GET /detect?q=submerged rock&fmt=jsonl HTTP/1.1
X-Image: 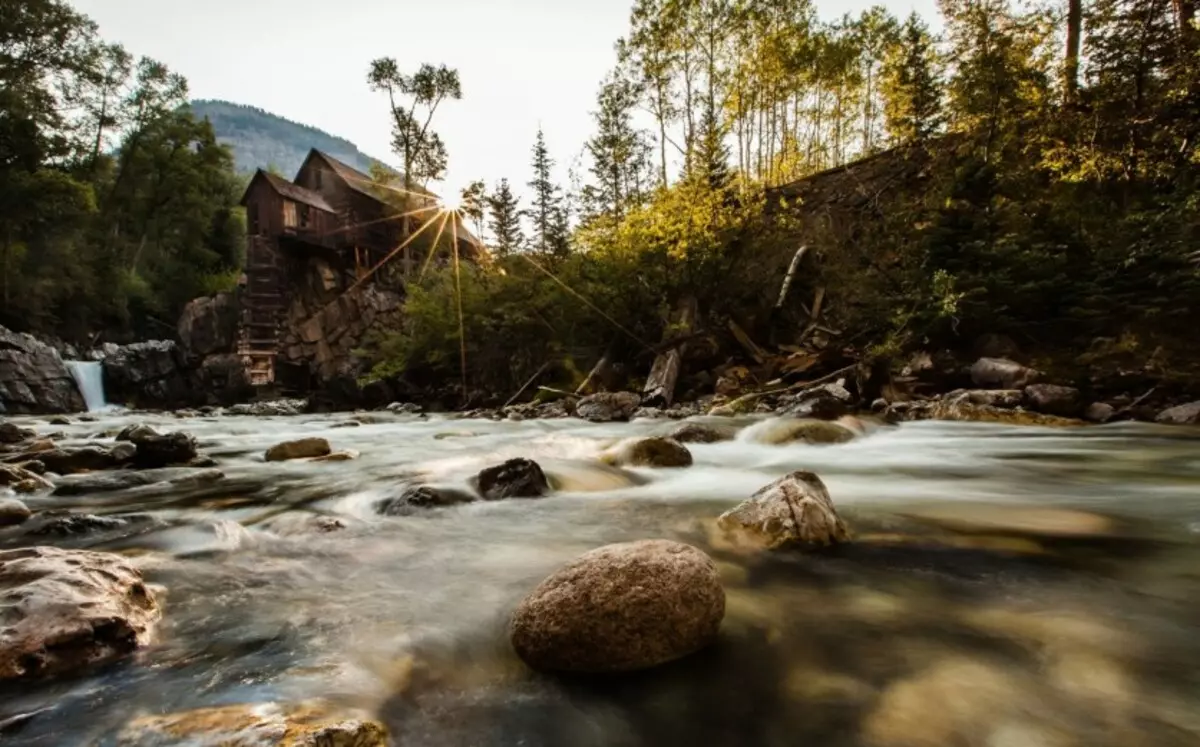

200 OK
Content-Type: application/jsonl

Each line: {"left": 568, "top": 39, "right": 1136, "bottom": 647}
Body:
{"left": 1156, "top": 401, "right": 1200, "bottom": 425}
{"left": 116, "top": 701, "right": 388, "bottom": 747}
{"left": 0, "top": 546, "right": 160, "bottom": 680}
{"left": 970, "top": 357, "right": 1039, "bottom": 390}
{"left": 669, "top": 421, "right": 738, "bottom": 444}
{"left": 378, "top": 485, "right": 477, "bottom": 514}
{"left": 576, "top": 391, "right": 641, "bottom": 422}
{"left": 0, "top": 422, "right": 35, "bottom": 444}
{"left": 473, "top": 458, "right": 550, "bottom": 500}
{"left": 0, "top": 499, "right": 31, "bottom": 527}
{"left": 1023, "top": 383, "right": 1082, "bottom": 417}
{"left": 14, "top": 511, "right": 157, "bottom": 541}
{"left": 509, "top": 539, "right": 725, "bottom": 673}
{"left": 886, "top": 400, "right": 1082, "bottom": 427}
{"left": 944, "top": 389, "right": 1024, "bottom": 409}
{"left": 52, "top": 467, "right": 224, "bottom": 496}
{"left": 264, "top": 438, "right": 332, "bottom": 462}
{"left": 0, "top": 464, "right": 53, "bottom": 494}
{"left": 310, "top": 449, "right": 360, "bottom": 463}
{"left": 742, "top": 418, "right": 856, "bottom": 445}
{"left": 602, "top": 437, "right": 693, "bottom": 468}
{"left": 35, "top": 446, "right": 119, "bottom": 474}
{"left": 717, "top": 471, "right": 851, "bottom": 550}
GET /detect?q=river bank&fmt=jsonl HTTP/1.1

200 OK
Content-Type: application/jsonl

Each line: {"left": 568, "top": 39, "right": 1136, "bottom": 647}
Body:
{"left": 1, "top": 406, "right": 1199, "bottom": 745}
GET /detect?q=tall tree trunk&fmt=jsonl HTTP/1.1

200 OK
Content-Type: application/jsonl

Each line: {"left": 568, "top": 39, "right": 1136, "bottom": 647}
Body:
{"left": 1064, "top": 0, "right": 1083, "bottom": 101}
{"left": 1176, "top": 0, "right": 1197, "bottom": 44}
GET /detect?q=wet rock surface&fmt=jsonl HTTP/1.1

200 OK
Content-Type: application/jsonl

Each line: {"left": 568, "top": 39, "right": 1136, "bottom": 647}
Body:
{"left": 603, "top": 437, "right": 693, "bottom": 468}
{"left": 970, "top": 357, "right": 1039, "bottom": 390}
{"left": 0, "top": 546, "right": 160, "bottom": 680}
{"left": 1156, "top": 401, "right": 1200, "bottom": 425}
{"left": 746, "top": 418, "right": 857, "bottom": 445}
{"left": 379, "top": 485, "right": 477, "bottom": 514}
{"left": 669, "top": 421, "right": 739, "bottom": 443}
{"left": 52, "top": 467, "right": 225, "bottom": 496}
{"left": 118, "top": 424, "right": 199, "bottom": 468}
{"left": 1023, "top": 383, "right": 1082, "bottom": 417}
{"left": 264, "top": 437, "right": 332, "bottom": 462}
{"left": 0, "top": 499, "right": 31, "bottom": 527}
{"left": 510, "top": 540, "right": 725, "bottom": 673}
{"left": 473, "top": 458, "right": 550, "bottom": 500}
{"left": 116, "top": 701, "right": 389, "bottom": 747}
{"left": 103, "top": 340, "right": 194, "bottom": 410}
{"left": 717, "top": 471, "right": 851, "bottom": 550}
{"left": 0, "top": 326, "right": 86, "bottom": 414}
{"left": 576, "top": 391, "right": 642, "bottom": 422}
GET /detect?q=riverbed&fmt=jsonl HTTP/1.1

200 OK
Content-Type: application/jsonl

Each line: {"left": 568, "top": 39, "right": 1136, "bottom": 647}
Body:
{"left": 3, "top": 412, "right": 1200, "bottom": 746}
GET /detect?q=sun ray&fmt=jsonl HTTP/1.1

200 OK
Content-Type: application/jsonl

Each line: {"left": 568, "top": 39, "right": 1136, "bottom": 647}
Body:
{"left": 345, "top": 209, "right": 445, "bottom": 294}
{"left": 417, "top": 210, "right": 453, "bottom": 281}
{"left": 516, "top": 252, "right": 653, "bottom": 350}
{"left": 323, "top": 203, "right": 439, "bottom": 239}
{"left": 451, "top": 214, "right": 468, "bottom": 399}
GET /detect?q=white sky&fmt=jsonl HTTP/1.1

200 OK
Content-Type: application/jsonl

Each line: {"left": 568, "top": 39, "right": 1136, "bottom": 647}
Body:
{"left": 70, "top": 0, "right": 938, "bottom": 202}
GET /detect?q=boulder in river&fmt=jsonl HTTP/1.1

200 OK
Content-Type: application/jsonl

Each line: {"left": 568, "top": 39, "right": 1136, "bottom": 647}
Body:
{"left": 0, "top": 464, "right": 53, "bottom": 494}
{"left": 35, "top": 446, "right": 119, "bottom": 474}
{"left": 0, "top": 499, "right": 31, "bottom": 527}
{"left": 378, "top": 485, "right": 477, "bottom": 514}
{"left": 509, "top": 539, "right": 725, "bottom": 673}
{"left": 944, "top": 389, "right": 1024, "bottom": 409}
{"left": 117, "top": 424, "right": 198, "bottom": 468}
{"left": 576, "top": 391, "right": 642, "bottom": 422}
{"left": 970, "top": 357, "right": 1039, "bottom": 390}
{"left": 1023, "top": 383, "right": 1082, "bottom": 417}
{"left": 473, "top": 458, "right": 550, "bottom": 500}
{"left": 0, "top": 546, "right": 161, "bottom": 680}
{"left": 264, "top": 437, "right": 332, "bottom": 462}
{"left": 0, "top": 325, "right": 86, "bottom": 414}
{"left": 602, "top": 437, "right": 693, "bottom": 468}
{"left": 1156, "top": 401, "right": 1200, "bottom": 426}
{"left": 116, "top": 701, "right": 388, "bottom": 747}
{"left": 779, "top": 382, "right": 853, "bottom": 419}
{"left": 743, "top": 418, "right": 857, "bottom": 445}
{"left": 0, "top": 421, "right": 35, "bottom": 444}
{"left": 669, "top": 421, "right": 738, "bottom": 444}
{"left": 886, "top": 400, "right": 1082, "bottom": 427}
{"left": 717, "top": 471, "right": 851, "bottom": 550}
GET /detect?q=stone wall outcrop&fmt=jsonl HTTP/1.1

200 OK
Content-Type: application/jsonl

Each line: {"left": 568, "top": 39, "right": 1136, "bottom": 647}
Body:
{"left": 0, "top": 326, "right": 85, "bottom": 414}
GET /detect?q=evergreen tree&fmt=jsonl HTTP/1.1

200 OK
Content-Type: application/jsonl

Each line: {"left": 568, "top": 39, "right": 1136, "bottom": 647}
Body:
{"left": 527, "top": 128, "right": 563, "bottom": 254}
{"left": 583, "top": 71, "right": 654, "bottom": 222}
{"left": 487, "top": 178, "right": 523, "bottom": 256}
{"left": 694, "top": 97, "right": 732, "bottom": 191}
{"left": 881, "top": 12, "right": 944, "bottom": 143}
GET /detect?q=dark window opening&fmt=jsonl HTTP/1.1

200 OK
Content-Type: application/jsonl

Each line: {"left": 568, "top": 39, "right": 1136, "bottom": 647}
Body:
{"left": 299, "top": 205, "right": 311, "bottom": 229}
{"left": 248, "top": 203, "right": 260, "bottom": 234}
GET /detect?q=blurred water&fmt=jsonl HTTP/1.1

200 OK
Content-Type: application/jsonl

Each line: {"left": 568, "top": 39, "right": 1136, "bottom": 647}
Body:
{"left": 2, "top": 412, "right": 1199, "bottom": 746}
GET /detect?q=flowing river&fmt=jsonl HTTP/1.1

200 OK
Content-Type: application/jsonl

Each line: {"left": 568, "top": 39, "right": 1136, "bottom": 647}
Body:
{"left": 3, "top": 412, "right": 1200, "bottom": 746}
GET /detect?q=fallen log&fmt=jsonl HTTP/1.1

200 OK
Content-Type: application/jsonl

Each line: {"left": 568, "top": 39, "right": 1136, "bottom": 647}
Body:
{"left": 643, "top": 297, "right": 698, "bottom": 407}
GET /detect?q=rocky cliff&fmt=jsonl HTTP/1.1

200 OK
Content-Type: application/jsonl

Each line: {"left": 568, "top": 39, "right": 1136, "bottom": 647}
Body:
{"left": 0, "top": 327, "right": 85, "bottom": 414}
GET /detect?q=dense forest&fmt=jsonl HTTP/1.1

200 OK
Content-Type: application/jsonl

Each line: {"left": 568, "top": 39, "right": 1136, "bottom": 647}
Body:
{"left": 4, "top": 0, "right": 1200, "bottom": 402}
{"left": 187, "top": 100, "right": 384, "bottom": 177}
{"left": 1, "top": 1, "right": 243, "bottom": 343}
{"left": 382, "top": 0, "right": 1200, "bottom": 400}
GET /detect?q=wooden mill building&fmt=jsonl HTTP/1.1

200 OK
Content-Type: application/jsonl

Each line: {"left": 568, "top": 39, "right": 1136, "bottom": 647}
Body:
{"left": 238, "top": 150, "right": 481, "bottom": 385}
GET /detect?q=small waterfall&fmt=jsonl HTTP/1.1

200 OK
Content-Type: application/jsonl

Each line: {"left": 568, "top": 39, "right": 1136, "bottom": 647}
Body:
{"left": 65, "top": 360, "right": 108, "bottom": 412}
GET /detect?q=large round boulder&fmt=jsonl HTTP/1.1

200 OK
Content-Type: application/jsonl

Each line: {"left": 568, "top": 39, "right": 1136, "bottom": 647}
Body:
{"left": 970, "top": 357, "right": 1039, "bottom": 390}
{"left": 669, "top": 421, "right": 738, "bottom": 444}
{"left": 742, "top": 418, "right": 856, "bottom": 446}
{"left": 602, "top": 437, "right": 693, "bottom": 468}
{"left": 1023, "top": 383, "right": 1082, "bottom": 417}
{"left": 0, "top": 546, "right": 161, "bottom": 680}
{"left": 510, "top": 539, "right": 725, "bottom": 673}
{"left": 473, "top": 458, "right": 550, "bottom": 500}
{"left": 118, "top": 424, "right": 198, "bottom": 468}
{"left": 717, "top": 471, "right": 850, "bottom": 550}
{"left": 1156, "top": 401, "right": 1200, "bottom": 425}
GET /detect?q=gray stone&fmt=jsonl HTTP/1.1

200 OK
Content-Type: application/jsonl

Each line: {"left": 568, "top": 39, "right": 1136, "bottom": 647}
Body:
{"left": 603, "top": 437, "right": 693, "bottom": 468}
{"left": 102, "top": 341, "right": 193, "bottom": 410}
{"left": 52, "top": 468, "right": 224, "bottom": 496}
{"left": 1083, "top": 402, "right": 1116, "bottom": 423}
{"left": 509, "top": 540, "right": 725, "bottom": 673}
{"left": 717, "top": 471, "right": 851, "bottom": 550}
{"left": 669, "top": 421, "right": 738, "bottom": 444}
{"left": 176, "top": 291, "right": 239, "bottom": 360}
{"left": 1156, "top": 401, "right": 1200, "bottom": 426}
{"left": 378, "top": 485, "right": 477, "bottom": 514}
{"left": 0, "top": 547, "right": 161, "bottom": 680}
{"left": 576, "top": 391, "right": 642, "bottom": 422}
{"left": 970, "top": 357, "right": 1039, "bottom": 390}
{"left": 1023, "top": 383, "right": 1082, "bottom": 417}
{"left": 0, "top": 326, "right": 85, "bottom": 414}
{"left": 945, "top": 389, "right": 1024, "bottom": 409}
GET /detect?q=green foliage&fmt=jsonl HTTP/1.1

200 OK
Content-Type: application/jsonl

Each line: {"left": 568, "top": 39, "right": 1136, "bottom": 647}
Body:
{"left": 367, "top": 59, "right": 461, "bottom": 193}
{"left": 487, "top": 179, "right": 524, "bottom": 256}
{"left": 0, "top": 0, "right": 244, "bottom": 341}
{"left": 526, "top": 129, "right": 571, "bottom": 256}
{"left": 881, "top": 13, "right": 944, "bottom": 143}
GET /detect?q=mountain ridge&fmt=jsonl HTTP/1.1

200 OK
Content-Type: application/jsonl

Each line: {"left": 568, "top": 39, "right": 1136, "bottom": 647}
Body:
{"left": 188, "top": 99, "right": 390, "bottom": 178}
